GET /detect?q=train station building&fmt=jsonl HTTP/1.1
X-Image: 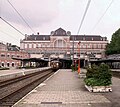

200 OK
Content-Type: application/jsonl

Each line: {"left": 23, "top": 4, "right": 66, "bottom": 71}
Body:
{"left": 20, "top": 28, "right": 108, "bottom": 62}
{"left": 0, "top": 42, "right": 29, "bottom": 68}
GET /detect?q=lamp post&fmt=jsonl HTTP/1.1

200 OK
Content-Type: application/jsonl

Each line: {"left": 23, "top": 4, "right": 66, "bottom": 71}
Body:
{"left": 72, "top": 35, "right": 74, "bottom": 66}
{"left": 78, "top": 41, "right": 81, "bottom": 74}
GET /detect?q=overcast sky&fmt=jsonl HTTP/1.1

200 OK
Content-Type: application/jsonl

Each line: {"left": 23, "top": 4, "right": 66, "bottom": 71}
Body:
{"left": 0, "top": 0, "right": 120, "bottom": 46}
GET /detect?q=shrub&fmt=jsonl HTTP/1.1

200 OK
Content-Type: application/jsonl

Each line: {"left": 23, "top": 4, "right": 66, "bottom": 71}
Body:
{"left": 86, "top": 64, "right": 99, "bottom": 78}
{"left": 71, "top": 64, "right": 78, "bottom": 71}
{"left": 84, "top": 63, "right": 112, "bottom": 86}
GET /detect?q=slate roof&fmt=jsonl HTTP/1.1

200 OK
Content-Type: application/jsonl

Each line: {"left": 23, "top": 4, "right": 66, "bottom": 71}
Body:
{"left": 23, "top": 28, "right": 107, "bottom": 41}
{"left": 70, "top": 35, "right": 107, "bottom": 41}
{"left": 51, "top": 28, "right": 67, "bottom": 36}
{"left": 24, "top": 35, "right": 50, "bottom": 41}
{"left": 7, "top": 45, "right": 20, "bottom": 51}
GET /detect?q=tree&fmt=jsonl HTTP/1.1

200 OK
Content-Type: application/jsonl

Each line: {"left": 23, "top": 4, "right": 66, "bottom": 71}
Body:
{"left": 105, "top": 28, "right": 120, "bottom": 55}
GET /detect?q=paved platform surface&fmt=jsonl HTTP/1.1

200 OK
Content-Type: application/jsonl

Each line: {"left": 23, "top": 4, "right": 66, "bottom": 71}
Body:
{"left": 13, "top": 69, "right": 111, "bottom": 107}
{"left": 0, "top": 67, "right": 50, "bottom": 76}
{"left": 102, "top": 77, "right": 120, "bottom": 107}
{"left": 0, "top": 67, "right": 51, "bottom": 83}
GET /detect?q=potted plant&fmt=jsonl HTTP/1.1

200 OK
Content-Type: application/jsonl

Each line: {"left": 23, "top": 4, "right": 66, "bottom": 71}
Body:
{"left": 84, "top": 63, "right": 112, "bottom": 92}
{"left": 71, "top": 64, "right": 78, "bottom": 72}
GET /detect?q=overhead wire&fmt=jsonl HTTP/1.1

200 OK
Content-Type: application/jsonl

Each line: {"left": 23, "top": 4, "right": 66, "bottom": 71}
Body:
{"left": 0, "top": 0, "right": 25, "bottom": 41}
{"left": 77, "top": 0, "right": 92, "bottom": 35}
{"left": 7, "top": 0, "right": 35, "bottom": 33}
{"left": 90, "top": 0, "right": 115, "bottom": 33}
{"left": 0, "top": 17, "right": 25, "bottom": 36}
{"left": 0, "top": 0, "right": 2, "bottom": 17}
{"left": 0, "top": 29, "right": 19, "bottom": 42}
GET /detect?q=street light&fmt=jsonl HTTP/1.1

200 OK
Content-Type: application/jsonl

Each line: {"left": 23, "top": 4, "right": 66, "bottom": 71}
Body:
{"left": 78, "top": 41, "right": 81, "bottom": 74}
{"left": 72, "top": 35, "right": 74, "bottom": 66}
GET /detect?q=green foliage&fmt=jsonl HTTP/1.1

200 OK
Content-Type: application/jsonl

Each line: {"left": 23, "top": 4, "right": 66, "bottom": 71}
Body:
{"left": 86, "top": 64, "right": 99, "bottom": 78}
{"left": 71, "top": 64, "right": 78, "bottom": 72}
{"left": 84, "top": 63, "right": 112, "bottom": 86}
{"left": 106, "top": 28, "right": 120, "bottom": 55}
{"left": 84, "top": 78, "right": 112, "bottom": 86}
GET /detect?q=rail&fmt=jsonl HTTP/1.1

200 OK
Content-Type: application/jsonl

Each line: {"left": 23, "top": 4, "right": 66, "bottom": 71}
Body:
{"left": 0, "top": 67, "right": 53, "bottom": 100}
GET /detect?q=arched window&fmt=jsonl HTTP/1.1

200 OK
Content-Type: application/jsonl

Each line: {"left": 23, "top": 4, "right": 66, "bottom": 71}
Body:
{"left": 12, "top": 63, "right": 15, "bottom": 67}
{"left": 54, "top": 39, "right": 66, "bottom": 47}
{"left": 7, "top": 63, "right": 10, "bottom": 67}
{"left": 2, "top": 63, "right": 4, "bottom": 67}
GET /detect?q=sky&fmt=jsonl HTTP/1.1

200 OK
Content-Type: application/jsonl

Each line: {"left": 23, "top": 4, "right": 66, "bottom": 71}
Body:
{"left": 0, "top": 0, "right": 120, "bottom": 46}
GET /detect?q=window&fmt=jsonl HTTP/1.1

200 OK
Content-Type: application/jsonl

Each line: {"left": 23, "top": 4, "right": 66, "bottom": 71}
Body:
{"left": 1, "top": 54, "right": 5, "bottom": 57}
{"left": 83, "top": 37, "right": 85, "bottom": 40}
{"left": 103, "top": 44, "right": 106, "bottom": 48}
{"left": 20, "top": 43, "right": 24, "bottom": 49}
{"left": 43, "top": 37, "right": 45, "bottom": 40}
{"left": 17, "top": 55, "right": 20, "bottom": 58}
{"left": 87, "top": 44, "right": 90, "bottom": 48}
{"left": 7, "top": 63, "right": 10, "bottom": 67}
{"left": 29, "top": 44, "right": 32, "bottom": 48}
{"left": 2, "top": 63, "right": 4, "bottom": 67}
{"left": 54, "top": 39, "right": 66, "bottom": 47}
{"left": 74, "top": 37, "right": 76, "bottom": 40}
{"left": 82, "top": 44, "right": 86, "bottom": 48}
{"left": 92, "top": 44, "right": 95, "bottom": 49}
{"left": 7, "top": 54, "right": 10, "bottom": 57}
{"left": 25, "top": 44, "right": 27, "bottom": 48}
{"left": 33, "top": 44, "right": 36, "bottom": 48}
{"left": 98, "top": 44, "right": 101, "bottom": 48}
{"left": 42, "top": 44, "right": 45, "bottom": 47}
{"left": 94, "top": 44, "right": 96, "bottom": 48}
{"left": 96, "top": 44, "right": 98, "bottom": 48}
{"left": 38, "top": 44, "right": 41, "bottom": 47}
{"left": 11, "top": 54, "right": 15, "bottom": 58}
{"left": 12, "top": 63, "right": 15, "bottom": 67}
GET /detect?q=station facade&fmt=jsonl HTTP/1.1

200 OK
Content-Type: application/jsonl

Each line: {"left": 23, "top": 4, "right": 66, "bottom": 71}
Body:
{"left": 0, "top": 43, "right": 29, "bottom": 68}
{"left": 20, "top": 28, "right": 108, "bottom": 61}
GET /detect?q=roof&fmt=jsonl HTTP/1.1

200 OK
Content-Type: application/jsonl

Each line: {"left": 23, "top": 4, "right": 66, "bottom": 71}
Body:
{"left": 24, "top": 35, "right": 50, "bottom": 41}
{"left": 51, "top": 28, "right": 68, "bottom": 36}
{"left": 7, "top": 45, "right": 20, "bottom": 51}
{"left": 12, "top": 57, "right": 49, "bottom": 62}
{"left": 23, "top": 28, "right": 107, "bottom": 41}
{"left": 70, "top": 35, "right": 107, "bottom": 41}
{"left": 90, "top": 59, "right": 120, "bottom": 63}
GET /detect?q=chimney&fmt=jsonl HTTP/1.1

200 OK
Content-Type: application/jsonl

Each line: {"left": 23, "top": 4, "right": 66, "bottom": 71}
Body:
{"left": 25, "top": 34, "right": 28, "bottom": 40}
{"left": 37, "top": 32, "right": 39, "bottom": 35}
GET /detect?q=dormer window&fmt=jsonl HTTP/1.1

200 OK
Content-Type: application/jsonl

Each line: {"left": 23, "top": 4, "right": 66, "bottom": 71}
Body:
{"left": 74, "top": 37, "right": 76, "bottom": 40}
{"left": 43, "top": 37, "right": 45, "bottom": 40}
{"left": 83, "top": 37, "right": 85, "bottom": 40}
{"left": 63, "top": 32, "right": 65, "bottom": 35}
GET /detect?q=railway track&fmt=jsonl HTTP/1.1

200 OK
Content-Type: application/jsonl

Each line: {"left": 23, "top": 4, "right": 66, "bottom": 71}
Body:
{"left": 0, "top": 69, "right": 55, "bottom": 107}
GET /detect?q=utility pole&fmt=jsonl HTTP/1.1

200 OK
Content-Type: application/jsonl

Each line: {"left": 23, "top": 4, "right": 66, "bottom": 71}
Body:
{"left": 72, "top": 36, "right": 74, "bottom": 65}
{"left": 78, "top": 41, "right": 81, "bottom": 74}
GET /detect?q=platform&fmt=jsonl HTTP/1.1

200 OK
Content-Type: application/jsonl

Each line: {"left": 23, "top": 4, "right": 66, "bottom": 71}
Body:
{"left": 12, "top": 69, "right": 111, "bottom": 107}
{"left": 0, "top": 67, "right": 51, "bottom": 82}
